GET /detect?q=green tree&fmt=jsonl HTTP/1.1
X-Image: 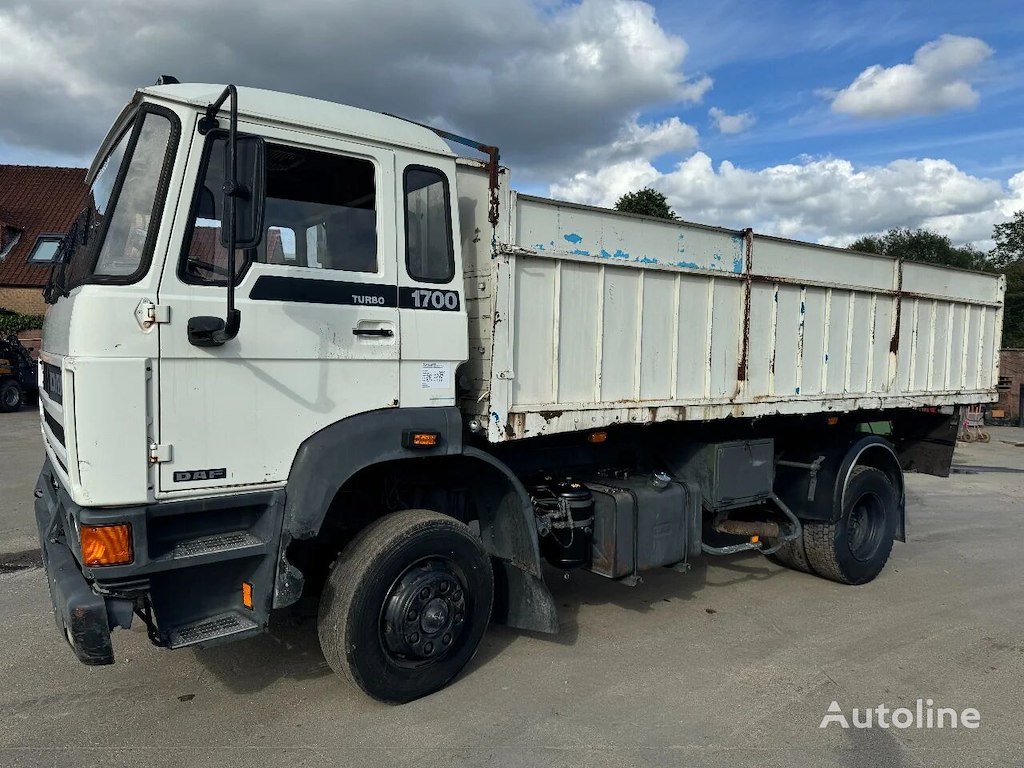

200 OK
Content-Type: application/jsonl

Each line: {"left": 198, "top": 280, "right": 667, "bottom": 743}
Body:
{"left": 990, "top": 210, "right": 1024, "bottom": 348}
{"left": 614, "top": 187, "right": 677, "bottom": 220}
{"left": 848, "top": 227, "right": 985, "bottom": 270}
{"left": 991, "top": 210, "right": 1024, "bottom": 268}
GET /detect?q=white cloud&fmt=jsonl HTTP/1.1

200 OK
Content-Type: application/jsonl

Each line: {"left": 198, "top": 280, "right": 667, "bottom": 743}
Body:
{"left": 0, "top": 0, "right": 710, "bottom": 179}
{"left": 552, "top": 159, "right": 662, "bottom": 208}
{"left": 551, "top": 152, "right": 1015, "bottom": 246}
{"left": 830, "top": 34, "right": 993, "bottom": 119}
{"left": 583, "top": 116, "right": 699, "bottom": 165}
{"left": 708, "top": 107, "right": 755, "bottom": 134}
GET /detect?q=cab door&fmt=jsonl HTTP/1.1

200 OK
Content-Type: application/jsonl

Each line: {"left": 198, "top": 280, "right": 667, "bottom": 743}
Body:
{"left": 156, "top": 122, "right": 399, "bottom": 495}
{"left": 394, "top": 152, "right": 468, "bottom": 408}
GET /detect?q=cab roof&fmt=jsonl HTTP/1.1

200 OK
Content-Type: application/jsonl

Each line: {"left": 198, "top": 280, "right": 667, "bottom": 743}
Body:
{"left": 138, "top": 83, "right": 454, "bottom": 156}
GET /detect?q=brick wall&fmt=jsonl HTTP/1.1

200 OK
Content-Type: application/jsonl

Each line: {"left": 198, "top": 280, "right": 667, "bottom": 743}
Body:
{"left": 996, "top": 350, "right": 1024, "bottom": 421}
{"left": 0, "top": 286, "right": 46, "bottom": 315}
{"left": 15, "top": 328, "right": 42, "bottom": 360}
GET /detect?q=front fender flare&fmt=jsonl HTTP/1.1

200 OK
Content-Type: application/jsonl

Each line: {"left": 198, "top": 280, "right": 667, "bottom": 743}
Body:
{"left": 279, "top": 407, "right": 556, "bottom": 632}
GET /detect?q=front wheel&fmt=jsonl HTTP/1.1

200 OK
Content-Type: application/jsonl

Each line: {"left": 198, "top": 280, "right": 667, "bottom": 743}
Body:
{"left": 317, "top": 510, "right": 494, "bottom": 703}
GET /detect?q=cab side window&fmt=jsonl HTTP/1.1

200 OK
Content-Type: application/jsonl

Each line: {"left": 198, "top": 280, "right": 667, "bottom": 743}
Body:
{"left": 404, "top": 167, "right": 454, "bottom": 284}
{"left": 182, "top": 137, "right": 377, "bottom": 283}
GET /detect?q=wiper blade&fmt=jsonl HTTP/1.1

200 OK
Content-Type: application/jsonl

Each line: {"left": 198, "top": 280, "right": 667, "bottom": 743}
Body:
{"left": 43, "top": 214, "right": 81, "bottom": 304}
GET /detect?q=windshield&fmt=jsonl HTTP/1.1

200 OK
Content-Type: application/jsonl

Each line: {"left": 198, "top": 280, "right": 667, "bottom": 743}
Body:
{"left": 47, "top": 108, "right": 176, "bottom": 300}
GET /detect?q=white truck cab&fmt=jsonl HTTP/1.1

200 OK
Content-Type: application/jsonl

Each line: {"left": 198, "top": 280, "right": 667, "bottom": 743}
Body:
{"left": 42, "top": 83, "right": 467, "bottom": 506}
{"left": 35, "top": 81, "right": 1001, "bottom": 703}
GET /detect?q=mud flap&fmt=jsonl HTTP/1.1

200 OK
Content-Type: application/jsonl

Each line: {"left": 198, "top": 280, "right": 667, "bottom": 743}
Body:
{"left": 490, "top": 559, "right": 559, "bottom": 634}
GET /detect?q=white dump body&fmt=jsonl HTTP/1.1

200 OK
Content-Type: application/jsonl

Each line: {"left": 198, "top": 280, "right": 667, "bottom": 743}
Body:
{"left": 457, "top": 163, "right": 1005, "bottom": 443}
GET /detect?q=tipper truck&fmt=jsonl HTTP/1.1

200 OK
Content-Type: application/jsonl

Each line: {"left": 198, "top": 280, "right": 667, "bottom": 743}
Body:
{"left": 35, "top": 80, "right": 1005, "bottom": 702}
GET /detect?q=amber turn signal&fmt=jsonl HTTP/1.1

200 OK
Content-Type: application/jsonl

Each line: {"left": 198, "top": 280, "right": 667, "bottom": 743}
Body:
{"left": 80, "top": 523, "right": 133, "bottom": 566}
{"left": 403, "top": 430, "right": 440, "bottom": 448}
{"left": 587, "top": 431, "right": 608, "bottom": 444}
{"left": 242, "top": 582, "right": 254, "bottom": 610}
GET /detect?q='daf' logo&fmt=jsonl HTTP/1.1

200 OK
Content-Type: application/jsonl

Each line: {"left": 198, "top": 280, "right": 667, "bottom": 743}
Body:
{"left": 173, "top": 468, "right": 227, "bottom": 482}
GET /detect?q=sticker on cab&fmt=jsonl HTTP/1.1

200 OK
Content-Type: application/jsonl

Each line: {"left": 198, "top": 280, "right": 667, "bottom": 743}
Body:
{"left": 420, "top": 363, "right": 451, "bottom": 389}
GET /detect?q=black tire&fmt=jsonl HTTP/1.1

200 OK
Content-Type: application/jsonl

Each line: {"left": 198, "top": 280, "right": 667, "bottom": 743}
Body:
{"left": 0, "top": 379, "right": 23, "bottom": 412}
{"left": 767, "top": 535, "right": 813, "bottom": 573}
{"left": 802, "top": 466, "right": 898, "bottom": 585}
{"left": 317, "top": 509, "right": 494, "bottom": 703}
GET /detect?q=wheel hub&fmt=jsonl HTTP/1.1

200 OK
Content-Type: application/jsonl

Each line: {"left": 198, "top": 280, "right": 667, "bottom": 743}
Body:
{"left": 382, "top": 559, "right": 467, "bottom": 662}
{"left": 846, "top": 492, "right": 885, "bottom": 562}
{"left": 421, "top": 597, "right": 450, "bottom": 634}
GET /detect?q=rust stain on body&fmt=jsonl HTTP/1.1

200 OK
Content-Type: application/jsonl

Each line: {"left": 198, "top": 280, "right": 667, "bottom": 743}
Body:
{"left": 537, "top": 410, "right": 564, "bottom": 421}
{"left": 890, "top": 257, "right": 904, "bottom": 354}
{"left": 736, "top": 228, "right": 754, "bottom": 382}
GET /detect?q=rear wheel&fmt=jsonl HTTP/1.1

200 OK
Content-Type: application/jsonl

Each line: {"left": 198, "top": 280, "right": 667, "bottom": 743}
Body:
{"left": 802, "top": 466, "right": 898, "bottom": 584}
{"left": 768, "top": 466, "right": 898, "bottom": 584}
{"left": 317, "top": 509, "right": 493, "bottom": 703}
{"left": 0, "top": 379, "right": 23, "bottom": 412}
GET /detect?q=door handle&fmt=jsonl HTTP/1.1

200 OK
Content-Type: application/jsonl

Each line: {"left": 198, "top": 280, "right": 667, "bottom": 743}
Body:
{"left": 352, "top": 328, "right": 394, "bottom": 337}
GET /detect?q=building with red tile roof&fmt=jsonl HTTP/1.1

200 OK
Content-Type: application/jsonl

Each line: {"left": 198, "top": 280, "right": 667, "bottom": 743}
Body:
{"left": 0, "top": 165, "right": 87, "bottom": 315}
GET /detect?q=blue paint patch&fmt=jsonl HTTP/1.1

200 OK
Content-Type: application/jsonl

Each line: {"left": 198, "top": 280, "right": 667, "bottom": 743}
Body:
{"left": 731, "top": 234, "right": 745, "bottom": 260}
{"left": 563, "top": 233, "right": 583, "bottom": 244}
{"left": 800, "top": 301, "right": 806, "bottom": 314}
{"left": 532, "top": 243, "right": 546, "bottom": 251}
{"left": 571, "top": 248, "right": 591, "bottom": 257}
{"left": 795, "top": 387, "right": 801, "bottom": 394}
{"left": 732, "top": 257, "right": 743, "bottom": 273}
{"left": 612, "top": 249, "right": 630, "bottom": 260}
{"left": 600, "top": 249, "right": 612, "bottom": 259}
{"left": 713, "top": 253, "right": 722, "bottom": 261}
{"left": 634, "top": 256, "right": 658, "bottom": 264}
{"left": 550, "top": 241, "right": 555, "bottom": 246}
{"left": 491, "top": 412, "right": 500, "bottom": 424}
{"left": 674, "top": 260, "right": 699, "bottom": 269}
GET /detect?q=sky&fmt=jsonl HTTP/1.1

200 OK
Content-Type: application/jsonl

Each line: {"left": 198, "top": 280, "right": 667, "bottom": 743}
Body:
{"left": 1, "top": 0, "right": 1022, "bottom": 248}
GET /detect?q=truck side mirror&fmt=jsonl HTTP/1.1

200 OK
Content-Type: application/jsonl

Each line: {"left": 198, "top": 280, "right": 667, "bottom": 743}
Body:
{"left": 189, "top": 84, "right": 265, "bottom": 347}
{"left": 221, "top": 134, "right": 266, "bottom": 250}
{"left": 187, "top": 316, "right": 228, "bottom": 347}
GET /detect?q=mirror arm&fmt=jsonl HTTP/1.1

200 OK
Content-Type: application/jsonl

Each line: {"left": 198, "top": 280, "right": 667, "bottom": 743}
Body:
{"left": 193, "top": 84, "right": 242, "bottom": 346}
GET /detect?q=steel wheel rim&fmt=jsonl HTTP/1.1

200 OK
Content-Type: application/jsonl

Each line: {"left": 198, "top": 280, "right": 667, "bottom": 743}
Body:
{"left": 846, "top": 491, "right": 886, "bottom": 562}
{"left": 379, "top": 557, "right": 469, "bottom": 668}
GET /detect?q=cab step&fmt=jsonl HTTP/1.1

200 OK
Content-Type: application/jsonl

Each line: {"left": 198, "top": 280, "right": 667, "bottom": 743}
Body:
{"left": 166, "top": 611, "right": 259, "bottom": 649}
{"left": 171, "top": 530, "right": 264, "bottom": 560}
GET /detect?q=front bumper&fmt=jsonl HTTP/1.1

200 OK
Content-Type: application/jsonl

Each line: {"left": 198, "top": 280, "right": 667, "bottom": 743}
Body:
{"left": 35, "top": 463, "right": 131, "bottom": 665}
{"left": 34, "top": 456, "right": 286, "bottom": 665}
